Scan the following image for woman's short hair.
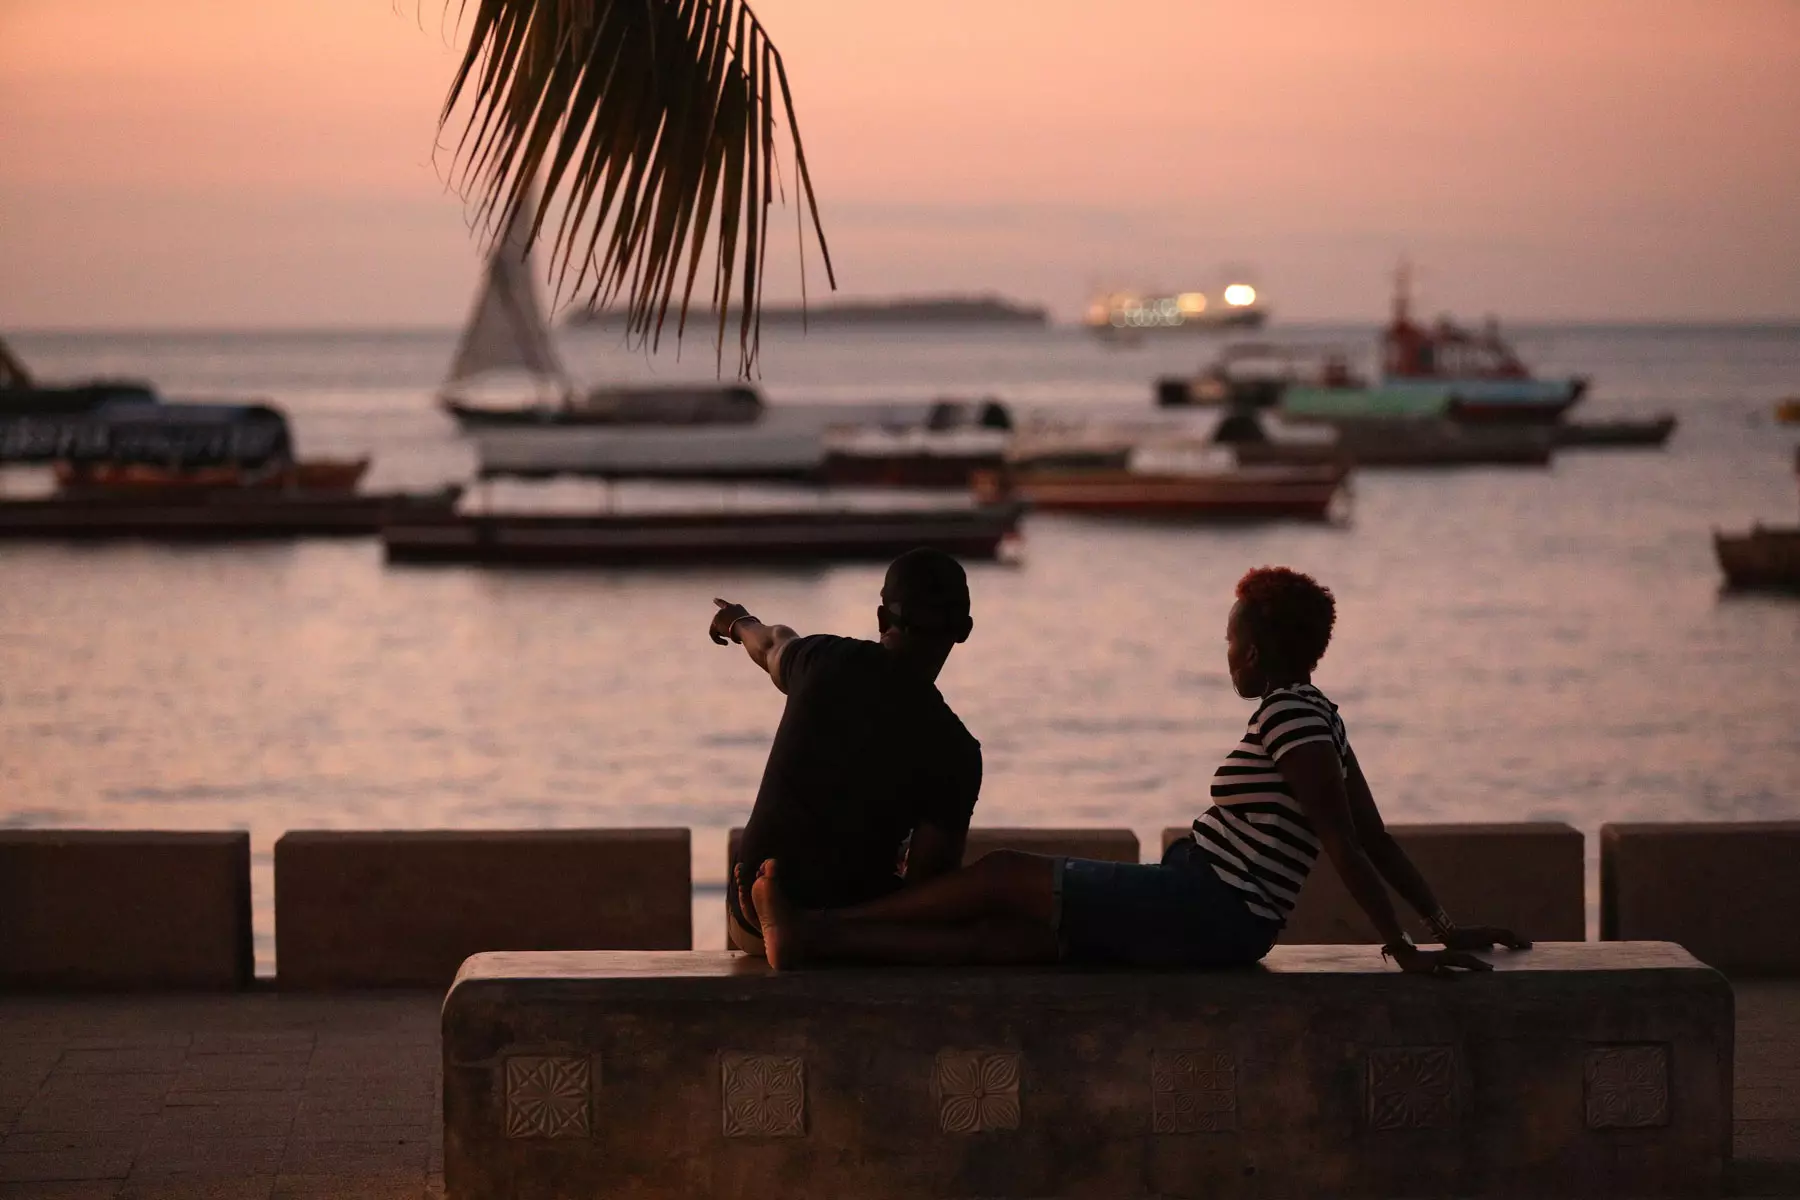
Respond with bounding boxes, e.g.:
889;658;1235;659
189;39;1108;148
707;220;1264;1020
1236;566;1336;674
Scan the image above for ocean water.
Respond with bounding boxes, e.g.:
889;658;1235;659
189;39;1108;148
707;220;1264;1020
3;322;1798;968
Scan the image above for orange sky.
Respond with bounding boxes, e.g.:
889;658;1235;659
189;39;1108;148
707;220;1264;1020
2;0;1797;328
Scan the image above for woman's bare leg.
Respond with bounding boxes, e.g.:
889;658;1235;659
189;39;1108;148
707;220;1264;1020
752;860;1059;969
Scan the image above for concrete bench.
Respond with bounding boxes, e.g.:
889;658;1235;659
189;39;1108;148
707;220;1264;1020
723;827;1139;939
443;943;1731;1199
0;830;251;990
1603;822;1800;974
1163;822;1585;943
275;830;690;988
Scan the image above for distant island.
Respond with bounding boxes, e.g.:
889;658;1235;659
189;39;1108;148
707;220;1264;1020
565;294;1049;329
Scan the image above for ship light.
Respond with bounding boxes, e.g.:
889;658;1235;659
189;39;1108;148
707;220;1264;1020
1223;284;1257;307
1177;292;1208;315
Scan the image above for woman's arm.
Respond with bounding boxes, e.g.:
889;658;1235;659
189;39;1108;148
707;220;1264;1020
1277;743;1495;975
710;599;800;691
1343;751;1531;952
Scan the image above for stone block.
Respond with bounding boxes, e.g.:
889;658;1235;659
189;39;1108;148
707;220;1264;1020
1602;822;1800;974
442;942;1733;1199
0;831;251;990
274;830;690;989
724;827;1138;938
1161;822;1584;943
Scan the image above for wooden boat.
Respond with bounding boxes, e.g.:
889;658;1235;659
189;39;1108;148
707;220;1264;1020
974;464;1347;521
54;457;371;495
0;488;459;539
1552;415;1677;449
1232;419;1553;468
1774;398;1800;425
1714;526;1800;591
816;426;1009;488
382;502;1023;566
436;187;763;430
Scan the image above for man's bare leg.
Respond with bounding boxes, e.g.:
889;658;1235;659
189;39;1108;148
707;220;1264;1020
752;860;1059;970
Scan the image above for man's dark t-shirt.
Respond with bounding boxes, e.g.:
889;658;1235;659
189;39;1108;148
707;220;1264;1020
732;634;982;926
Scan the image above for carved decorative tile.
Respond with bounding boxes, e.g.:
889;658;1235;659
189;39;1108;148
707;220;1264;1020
504;1055;592;1138
1367;1047;1457;1131
934;1050;1021;1133
1151;1051;1237;1134
721;1053;806;1137
1585;1044;1670;1129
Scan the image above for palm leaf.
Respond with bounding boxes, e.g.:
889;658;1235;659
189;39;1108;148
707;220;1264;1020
438;0;835;375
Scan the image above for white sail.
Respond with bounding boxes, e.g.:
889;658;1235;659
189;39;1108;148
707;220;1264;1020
441;190;570;400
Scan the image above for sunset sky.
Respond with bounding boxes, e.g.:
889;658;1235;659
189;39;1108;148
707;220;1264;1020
2;0;1797;329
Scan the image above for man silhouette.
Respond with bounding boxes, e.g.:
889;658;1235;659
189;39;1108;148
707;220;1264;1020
709;548;982;954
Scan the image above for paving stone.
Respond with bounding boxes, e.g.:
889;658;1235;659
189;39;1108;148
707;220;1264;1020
186;1035;314;1058
10;1103;159;1136
269;1172;426;1200
130;1137;286;1177
50;1053;186;1078
116;1177;273;1200
158;1092;300;1112
0;1183;123;1199
0;1151;134;1184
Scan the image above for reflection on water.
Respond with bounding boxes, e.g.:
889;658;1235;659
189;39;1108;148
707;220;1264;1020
2;324;1798;968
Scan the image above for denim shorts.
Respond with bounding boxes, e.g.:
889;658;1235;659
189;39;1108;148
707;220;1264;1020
1051;837;1280;967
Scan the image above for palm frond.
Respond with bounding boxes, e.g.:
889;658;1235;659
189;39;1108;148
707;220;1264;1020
439;0;834;375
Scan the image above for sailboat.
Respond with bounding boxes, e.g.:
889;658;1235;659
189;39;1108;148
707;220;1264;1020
437;193;762;428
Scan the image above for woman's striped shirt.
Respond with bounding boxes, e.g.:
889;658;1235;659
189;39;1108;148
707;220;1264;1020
1191;683;1348;925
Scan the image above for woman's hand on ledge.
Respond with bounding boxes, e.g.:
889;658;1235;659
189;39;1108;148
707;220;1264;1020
1442;925;1533;952
1386;943;1495;976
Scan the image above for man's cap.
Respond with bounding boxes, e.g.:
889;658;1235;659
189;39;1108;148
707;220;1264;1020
881;547;970;633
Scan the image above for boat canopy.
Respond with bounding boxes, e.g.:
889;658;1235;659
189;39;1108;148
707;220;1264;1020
0;401;293;467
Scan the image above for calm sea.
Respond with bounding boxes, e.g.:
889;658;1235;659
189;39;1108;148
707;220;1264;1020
3;323;1798;967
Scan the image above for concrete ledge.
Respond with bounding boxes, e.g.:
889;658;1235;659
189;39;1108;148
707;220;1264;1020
275;829;691;989
725;827;1138;937
0;830;251;990
444;943;1732;1199
1603;822;1800;975
1163;822;1585;943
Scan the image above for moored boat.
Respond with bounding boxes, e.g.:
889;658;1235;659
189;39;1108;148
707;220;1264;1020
1714;526;1800;592
1552;415;1677;449
1774;398;1800;425
1231;418;1554;468
974;463;1348;521
382;502;1023;566
54;457;371;495
437;190;762;430
0;487;459;539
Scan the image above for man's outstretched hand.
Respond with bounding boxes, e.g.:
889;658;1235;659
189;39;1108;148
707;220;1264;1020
710;598;752;645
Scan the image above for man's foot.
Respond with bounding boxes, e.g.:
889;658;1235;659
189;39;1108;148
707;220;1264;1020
750;859;807;971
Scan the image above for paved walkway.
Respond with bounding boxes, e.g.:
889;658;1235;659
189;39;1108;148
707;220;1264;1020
1;982;1796;1198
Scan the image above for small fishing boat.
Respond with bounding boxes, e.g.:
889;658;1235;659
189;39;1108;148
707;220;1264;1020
0;334;160;419
1229;418;1554;468
1774;398;1800;425
974;463;1348;521
382;502;1023;566
438;190;761;429
0;488;459;540
54;457;370;495
1551;415;1677;449
1714;526;1800;592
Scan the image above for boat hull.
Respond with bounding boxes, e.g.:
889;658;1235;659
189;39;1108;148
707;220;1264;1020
383;504;1023;566
1714;527;1800;592
442;386;762;428
979;467;1347;521
1235;421;1553;468
817;450;1006;489
53;458;371;495
0;488;458;539
1552;416;1677;449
